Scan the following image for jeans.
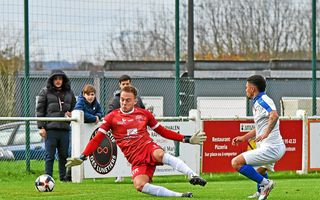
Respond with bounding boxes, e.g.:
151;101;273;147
45;129;70;181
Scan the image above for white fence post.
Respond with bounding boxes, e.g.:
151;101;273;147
189;109;202;174
189;109;201;131
71;110;84;183
296;110;308;174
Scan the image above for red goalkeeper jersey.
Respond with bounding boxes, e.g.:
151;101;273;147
82;107;184;165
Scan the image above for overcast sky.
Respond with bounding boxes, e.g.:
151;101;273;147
0;0;175;62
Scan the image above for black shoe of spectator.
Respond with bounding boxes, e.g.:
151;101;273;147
61;175;71;182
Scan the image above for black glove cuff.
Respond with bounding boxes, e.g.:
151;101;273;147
183;136;191;143
80;154;87;161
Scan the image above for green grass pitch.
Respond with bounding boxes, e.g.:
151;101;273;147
1;161;320;200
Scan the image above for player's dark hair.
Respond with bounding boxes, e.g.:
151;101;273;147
247;75;266;92
121;85;137;98
119;75;131;83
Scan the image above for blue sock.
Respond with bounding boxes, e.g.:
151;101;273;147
257;172;268;192
238;165;264;184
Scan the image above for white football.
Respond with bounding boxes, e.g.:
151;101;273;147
35;174;55;192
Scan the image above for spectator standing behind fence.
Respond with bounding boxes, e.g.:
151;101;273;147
107;74;145;182
107;74;145;114
74;84;103;123
36;69;76;182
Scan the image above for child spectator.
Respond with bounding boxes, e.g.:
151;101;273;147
75;84;103;123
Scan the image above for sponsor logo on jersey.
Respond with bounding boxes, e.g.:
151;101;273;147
135;115;144;121
89;128;117;175
127;128;138;136
117;118;132;125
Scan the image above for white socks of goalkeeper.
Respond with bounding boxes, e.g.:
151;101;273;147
142;183;183;197
140;153;197;197
162;153;197;179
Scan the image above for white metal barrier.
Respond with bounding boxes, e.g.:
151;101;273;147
0;117;78;122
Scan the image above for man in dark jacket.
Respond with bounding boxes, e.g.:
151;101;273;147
107;74;145;114
36;69;76;182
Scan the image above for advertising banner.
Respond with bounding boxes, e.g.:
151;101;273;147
202;120;302;173
276;120;302;171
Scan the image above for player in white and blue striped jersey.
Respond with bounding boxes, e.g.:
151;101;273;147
231;75;286;200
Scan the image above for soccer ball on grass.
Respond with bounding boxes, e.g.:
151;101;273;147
35;174;55;192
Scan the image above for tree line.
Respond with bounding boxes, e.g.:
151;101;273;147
103;0;316;61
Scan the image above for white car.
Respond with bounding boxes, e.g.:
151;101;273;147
0;147;14;160
0;122;45;160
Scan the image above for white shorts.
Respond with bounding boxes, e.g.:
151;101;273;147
242;143;286;172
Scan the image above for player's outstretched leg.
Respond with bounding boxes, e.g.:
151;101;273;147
141;183;193;198
162;153;207;186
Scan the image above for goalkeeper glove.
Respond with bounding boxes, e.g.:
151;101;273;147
65;154;87;168
183;131;207;144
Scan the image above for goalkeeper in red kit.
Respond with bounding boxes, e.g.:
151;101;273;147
66;86;207;198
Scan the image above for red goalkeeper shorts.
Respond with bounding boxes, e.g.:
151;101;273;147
131;141;163;180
